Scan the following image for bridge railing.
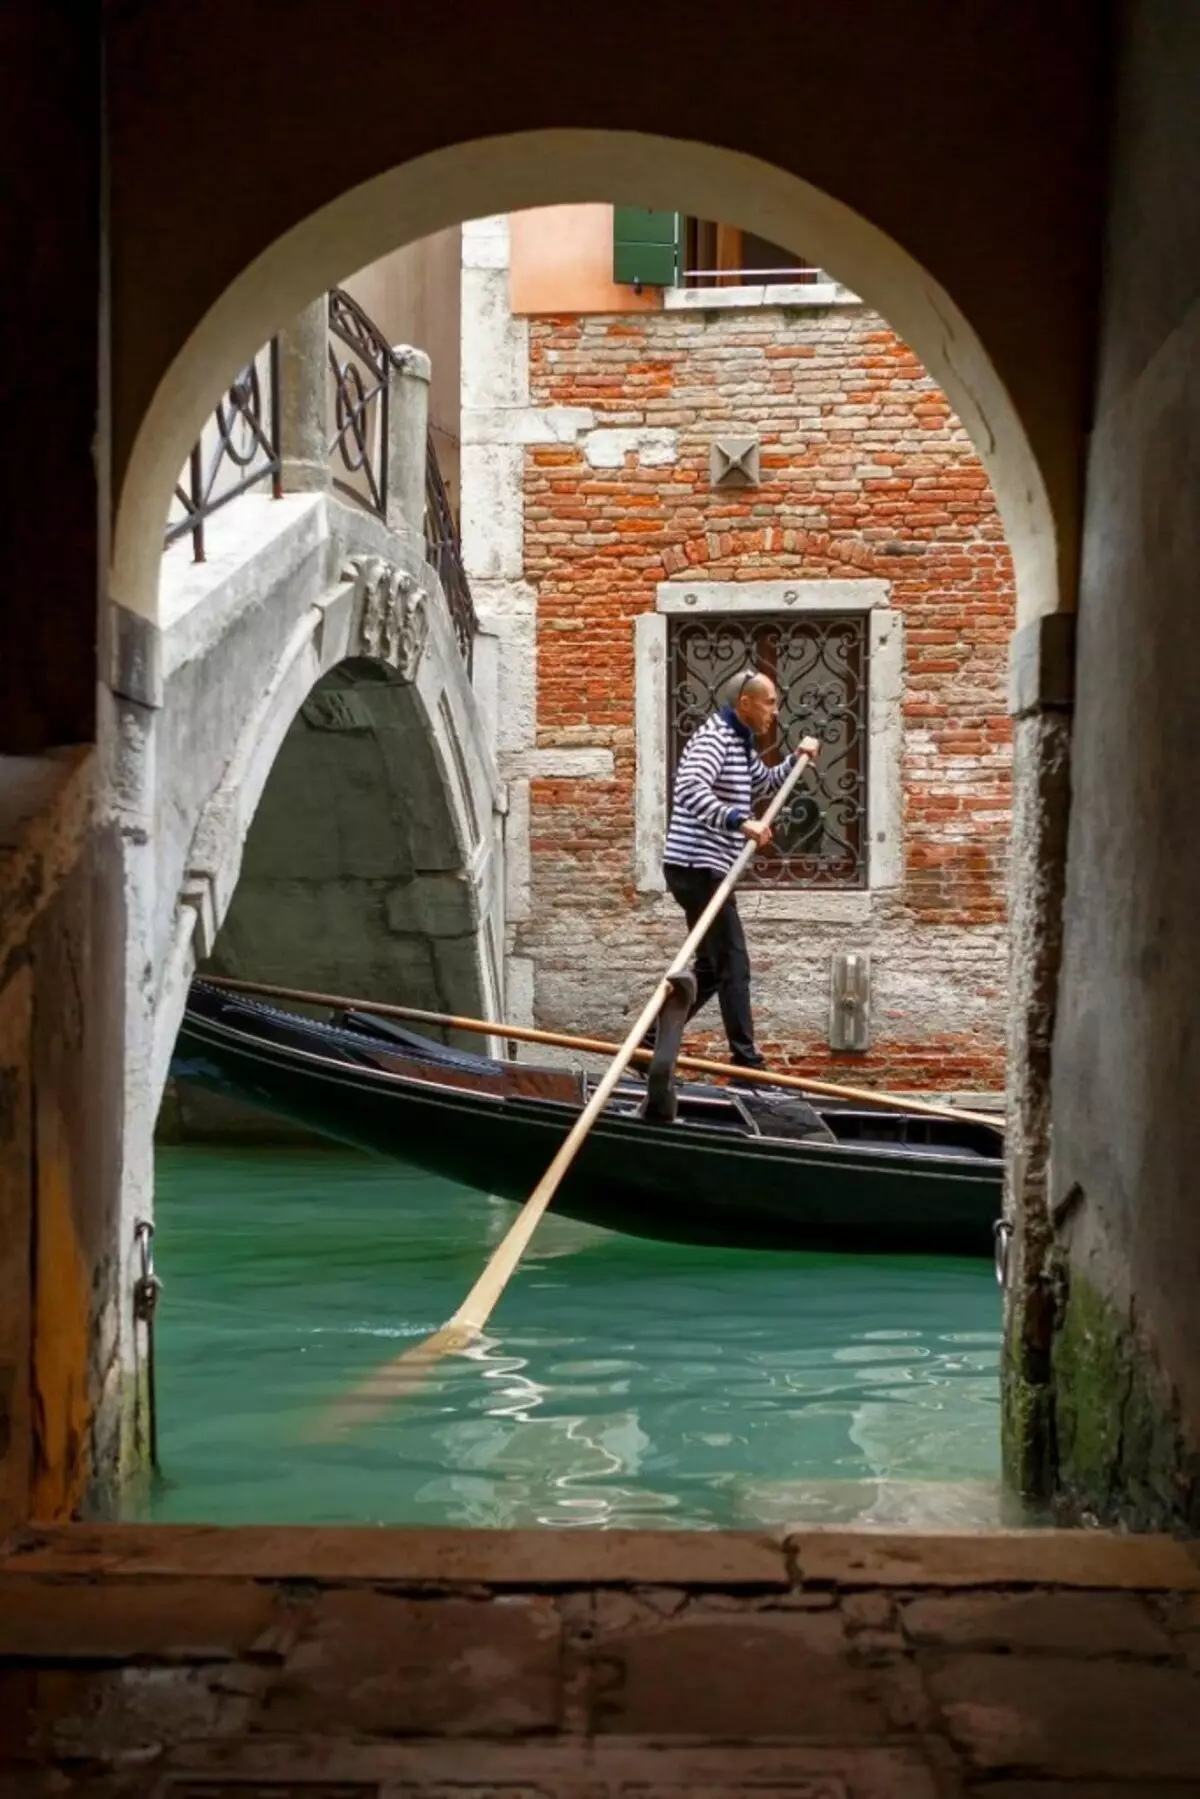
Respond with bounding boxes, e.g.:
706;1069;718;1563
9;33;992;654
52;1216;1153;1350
164;289;478;672
164;340;282;562
326;286;395;521
425;433;476;675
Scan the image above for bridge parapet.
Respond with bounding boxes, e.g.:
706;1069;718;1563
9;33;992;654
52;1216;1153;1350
164;287;478;671
150;483;503;1100
106;293;504;1254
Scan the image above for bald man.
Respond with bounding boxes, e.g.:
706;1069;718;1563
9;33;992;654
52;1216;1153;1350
659;670;819;1068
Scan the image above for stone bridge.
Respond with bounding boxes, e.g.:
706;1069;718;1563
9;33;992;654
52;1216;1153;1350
110;291;504;1202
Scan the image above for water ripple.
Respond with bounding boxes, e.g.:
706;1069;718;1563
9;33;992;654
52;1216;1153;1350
142;1146;1007;1531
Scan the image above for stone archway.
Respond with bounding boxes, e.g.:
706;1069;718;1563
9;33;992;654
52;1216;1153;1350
103;129;1071;1512
112;132;1062;631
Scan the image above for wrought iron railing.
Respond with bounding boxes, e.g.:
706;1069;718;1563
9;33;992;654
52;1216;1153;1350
164;341;282;561
668;612;869;889
330;284;478;668
425;434;477;672
327;286;398;520
165;287;477;675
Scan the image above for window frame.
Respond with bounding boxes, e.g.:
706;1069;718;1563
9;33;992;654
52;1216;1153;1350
666;608;871;892
635;582;903;922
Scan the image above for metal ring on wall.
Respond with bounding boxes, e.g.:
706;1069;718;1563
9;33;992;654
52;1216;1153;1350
993;1218;1014;1289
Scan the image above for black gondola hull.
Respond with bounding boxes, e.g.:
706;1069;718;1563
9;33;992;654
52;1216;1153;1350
173;1001;1002;1258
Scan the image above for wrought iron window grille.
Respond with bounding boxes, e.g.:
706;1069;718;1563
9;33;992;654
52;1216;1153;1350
164;341;282;562
668;612;869;889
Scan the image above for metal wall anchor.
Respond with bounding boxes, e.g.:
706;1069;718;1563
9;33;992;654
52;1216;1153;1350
133;1219;163;1468
133;1218;163;1322
993;1218;1014;1290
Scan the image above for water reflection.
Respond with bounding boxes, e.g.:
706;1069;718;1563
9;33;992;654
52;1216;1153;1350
142;1147;1007;1531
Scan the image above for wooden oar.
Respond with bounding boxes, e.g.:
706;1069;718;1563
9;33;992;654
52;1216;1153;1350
314;751;817;1433
201;979;1003;1133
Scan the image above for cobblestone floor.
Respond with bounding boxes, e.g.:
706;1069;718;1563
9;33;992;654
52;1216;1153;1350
2;1525;1199;1796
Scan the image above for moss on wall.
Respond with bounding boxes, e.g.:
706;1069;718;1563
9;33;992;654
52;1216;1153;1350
1050;1272;1200;1532
1002;1335;1056;1501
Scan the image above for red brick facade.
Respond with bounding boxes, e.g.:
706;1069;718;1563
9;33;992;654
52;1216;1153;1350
508;301;1013;1090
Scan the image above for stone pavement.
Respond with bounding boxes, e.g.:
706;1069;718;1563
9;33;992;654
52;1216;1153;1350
2;1525;1200;1796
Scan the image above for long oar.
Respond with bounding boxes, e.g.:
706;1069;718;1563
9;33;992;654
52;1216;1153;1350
316;751;816;1433
200;983;1002;1132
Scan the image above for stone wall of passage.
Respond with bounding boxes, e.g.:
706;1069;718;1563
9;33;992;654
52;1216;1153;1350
477;281;1015;1090
1045;0;1200;1528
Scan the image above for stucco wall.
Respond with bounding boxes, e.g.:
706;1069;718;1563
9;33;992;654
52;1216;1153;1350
0;754;127;1525
343;227;463;514
510;206;661;316
1048;0;1200;1527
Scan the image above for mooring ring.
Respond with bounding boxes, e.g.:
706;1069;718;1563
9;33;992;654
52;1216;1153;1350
993;1218;1014;1289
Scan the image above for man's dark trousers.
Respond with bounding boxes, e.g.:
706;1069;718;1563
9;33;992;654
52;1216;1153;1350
662;861;763;1067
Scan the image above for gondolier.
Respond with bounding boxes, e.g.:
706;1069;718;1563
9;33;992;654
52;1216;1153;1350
660;669;819;1068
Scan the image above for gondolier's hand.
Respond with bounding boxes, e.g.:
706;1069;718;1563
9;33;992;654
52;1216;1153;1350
741;818;773;847
798;734;820;760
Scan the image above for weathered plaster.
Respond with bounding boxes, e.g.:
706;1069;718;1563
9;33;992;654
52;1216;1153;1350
505;749;615;780
1001;708;1072;1501
581;427;677;468
0;752;95;980
0;965;32;1530
461;405;596;446
461;444;525;581
1042;2;1200;1527
460;219;621;1010
0;750;130;1524
504;777;532;927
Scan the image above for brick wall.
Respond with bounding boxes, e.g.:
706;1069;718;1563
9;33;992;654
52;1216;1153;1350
511;301;1013;1090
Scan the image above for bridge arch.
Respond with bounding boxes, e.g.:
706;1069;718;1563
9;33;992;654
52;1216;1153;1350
151;536;503;1103
205;654;501;1041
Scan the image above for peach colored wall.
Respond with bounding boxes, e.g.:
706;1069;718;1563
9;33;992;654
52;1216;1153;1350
342;227;462;510
510;205;662;316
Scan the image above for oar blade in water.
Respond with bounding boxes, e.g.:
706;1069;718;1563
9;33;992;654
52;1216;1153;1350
311;1320;478;1439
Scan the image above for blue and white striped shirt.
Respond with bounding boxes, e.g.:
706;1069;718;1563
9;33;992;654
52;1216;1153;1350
663;706;797;875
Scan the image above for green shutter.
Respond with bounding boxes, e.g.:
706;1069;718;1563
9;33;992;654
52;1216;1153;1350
613;207;680;287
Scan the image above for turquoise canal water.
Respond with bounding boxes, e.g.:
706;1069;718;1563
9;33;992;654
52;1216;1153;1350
139;1146;1009;1531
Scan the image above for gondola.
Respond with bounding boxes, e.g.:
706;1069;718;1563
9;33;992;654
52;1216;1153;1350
173;981;1003;1257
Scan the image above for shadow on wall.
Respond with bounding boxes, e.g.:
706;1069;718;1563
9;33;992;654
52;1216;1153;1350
204;658;489;1023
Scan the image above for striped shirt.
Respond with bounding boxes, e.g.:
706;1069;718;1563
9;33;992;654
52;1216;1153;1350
663;706;797;875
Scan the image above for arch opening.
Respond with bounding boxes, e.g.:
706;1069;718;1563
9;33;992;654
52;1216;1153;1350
207;657;493;1027
125;131;1049;1525
113;130;1058;636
